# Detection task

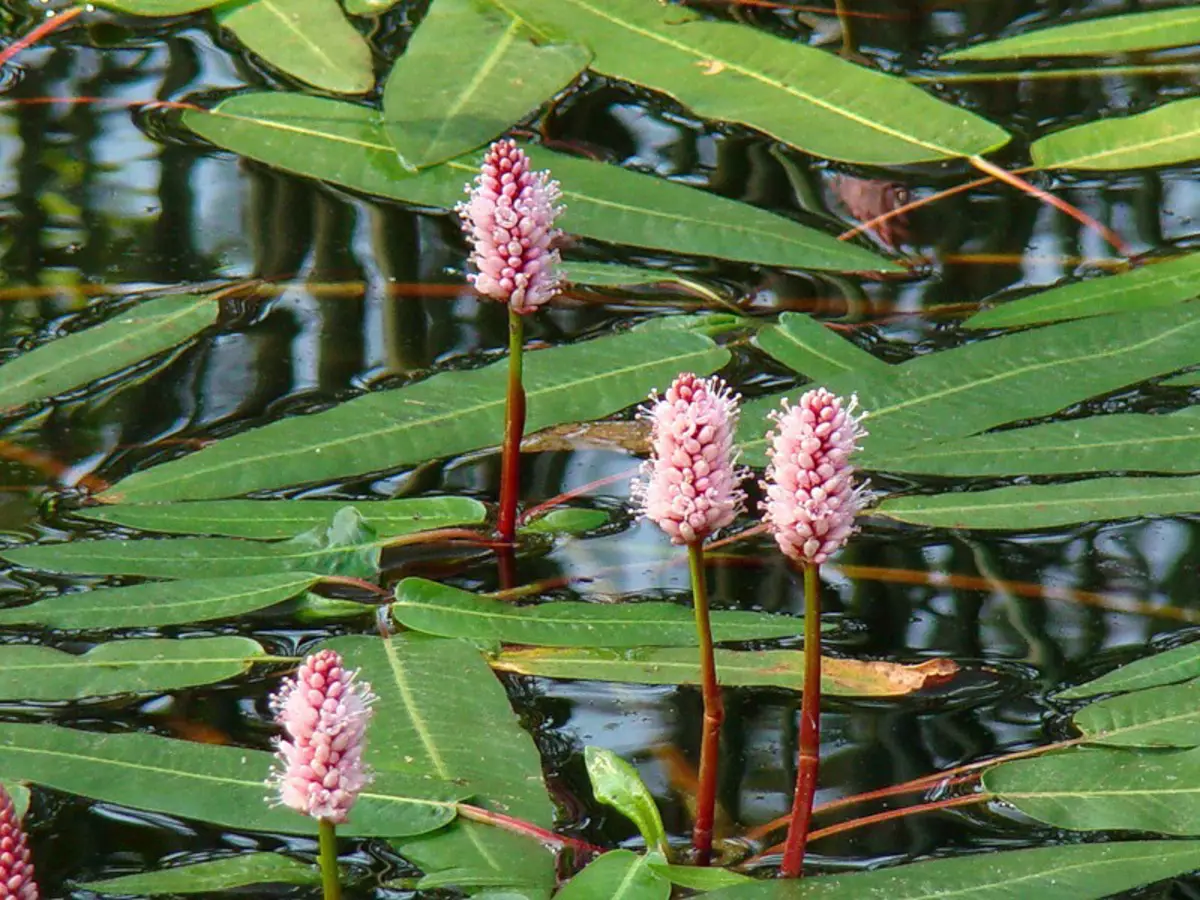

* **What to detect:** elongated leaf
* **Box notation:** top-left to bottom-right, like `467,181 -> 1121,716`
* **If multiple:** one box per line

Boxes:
883,411 -> 1200,477
946,8 -> 1200,60
520,508 -> 608,535
344,0 -> 400,14
493,647 -> 956,697
182,93 -> 896,272
0,572 -> 321,630
392,578 -> 801,647
78,854 -> 319,894
92,0 -> 222,11
78,497 -> 486,539
102,330 -> 726,502
0,293 -> 217,412
500,0 -> 1009,165
556,850 -> 669,900
1163,370 -> 1200,387
966,253 -> 1200,328
755,312 -> 889,382
1059,642 -> 1200,699
704,840 -> 1200,899
1074,679 -> 1200,748
875,475 -> 1200,530
0,723 -> 463,837
325,635 -> 553,893
1032,98 -> 1200,171
650,864 -> 751,891
216,0 -> 374,95
985,746 -> 1200,836
585,747 -> 667,854
383,0 -> 588,167
563,262 -> 703,289
741,304 -> 1200,465
0,637 -> 269,700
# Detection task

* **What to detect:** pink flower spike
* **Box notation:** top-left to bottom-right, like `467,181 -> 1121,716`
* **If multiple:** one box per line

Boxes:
0,784 -> 38,900
761,388 -> 869,566
634,373 -> 747,545
458,139 -> 564,314
269,650 -> 374,824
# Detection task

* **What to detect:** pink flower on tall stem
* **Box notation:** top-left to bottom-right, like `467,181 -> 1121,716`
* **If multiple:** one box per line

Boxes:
269,649 -> 374,825
458,139 -> 564,315
0,784 -> 38,899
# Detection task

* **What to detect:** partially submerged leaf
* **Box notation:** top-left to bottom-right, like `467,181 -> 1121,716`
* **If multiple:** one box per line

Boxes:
1032,97 -> 1200,171
1073,679 -> 1200,748
77,854 -> 319,895
946,8 -> 1200,60
91,0 -> 223,11
584,746 -> 667,854
520,508 -> 609,535
1059,642 -> 1200,699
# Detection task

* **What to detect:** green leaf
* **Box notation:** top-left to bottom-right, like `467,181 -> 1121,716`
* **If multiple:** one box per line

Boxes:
556,850 -> 669,900
0,572 -> 321,630
754,312 -> 890,382
649,863 -> 751,891
0,723 -> 463,837
584,747 -> 667,854
326,635 -> 553,893
1059,642 -> 1200,699
77,854 -> 319,894
182,93 -> 897,272
966,253 -> 1200,328
343,0 -> 400,15
498,0 -> 1009,165
0,637 -> 269,700
1163,369 -> 1200,387
102,330 -> 726,502
704,840 -> 1200,899
984,746 -> 1200,836
90,0 -> 223,12
1074,679 -> 1200,749
392,578 -> 801,647
383,0 -> 588,168
946,8 -> 1200,60
874,475 -> 1200,531
563,262 -> 701,288
520,508 -> 608,535
740,304 -> 1200,466
0,293 -> 217,412
215,0 -> 374,95
1032,98 -> 1200,171
77,496 -> 487,539
883,411 -> 1200,477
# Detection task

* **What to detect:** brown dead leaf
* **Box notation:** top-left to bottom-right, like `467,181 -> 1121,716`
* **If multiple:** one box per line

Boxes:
824,657 -> 960,696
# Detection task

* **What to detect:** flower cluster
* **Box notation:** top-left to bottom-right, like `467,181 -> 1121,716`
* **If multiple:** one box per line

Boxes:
458,140 -> 564,314
0,784 -> 38,900
761,388 -> 868,565
269,649 -> 375,824
634,373 -> 746,545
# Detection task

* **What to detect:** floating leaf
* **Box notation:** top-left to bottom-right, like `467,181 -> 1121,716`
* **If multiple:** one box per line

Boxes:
182,93 -> 897,272
502,0 -> 1009,165
383,0 -> 588,167
215,0 -> 374,95
1032,98 -> 1200,171
492,647 -> 956,696
0,723 -> 463,837
1074,679 -> 1200,749
520,508 -> 609,535
585,746 -> 667,854
754,312 -> 890,382
883,411 -> 1200,477
77,854 -> 319,894
649,864 -> 751,891
1059,642 -> 1200,699
966,253 -> 1200,328
327,635 -> 553,893
985,746 -> 1200,836
1163,370 -> 1200,387
91,0 -> 224,11
102,330 -> 726,502
563,262 -> 703,289
946,8 -> 1200,60
392,578 -> 801,647
0,293 -> 217,412
875,476 -> 1200,531
704,840 -> 1200,899
78,496 -> 487,539
0,637 -> 270,701
556,850 -> 669,900
0,573 -> 322,630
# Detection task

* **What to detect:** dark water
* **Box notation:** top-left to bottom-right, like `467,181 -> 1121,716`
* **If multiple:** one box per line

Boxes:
0,0 -> 1197,896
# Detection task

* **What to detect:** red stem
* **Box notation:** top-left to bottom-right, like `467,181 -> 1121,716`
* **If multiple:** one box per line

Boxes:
456,803 -> 603,857
780,563 -> 822,878
518,466 -> 639,526
687,541 -> 723,865
497,309 -> 526,544
0,6 -> 84,69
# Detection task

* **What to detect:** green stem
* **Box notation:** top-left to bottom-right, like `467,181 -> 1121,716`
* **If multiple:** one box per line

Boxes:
497,308 -> 526,544
780,563 -> 822,878
318,817 -> 342,900
834,0 -> 855,56
688,540 -> 723,866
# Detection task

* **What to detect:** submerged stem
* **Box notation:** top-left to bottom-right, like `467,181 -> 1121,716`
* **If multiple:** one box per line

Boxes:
688,540 -> 724,866
780,563 -> 822,878
497,309 -> 526,544
317,817 -> 342,900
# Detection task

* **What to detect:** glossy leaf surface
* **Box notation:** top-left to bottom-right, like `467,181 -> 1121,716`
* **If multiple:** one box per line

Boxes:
1032,98 -> 1200,171
1059,643 -> 1200,699
1074,679 -> 1200,748
77,854 -> 319,894
584,747 -> 667,854
556,850 -> 669,900
947,8 -> 1200,60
